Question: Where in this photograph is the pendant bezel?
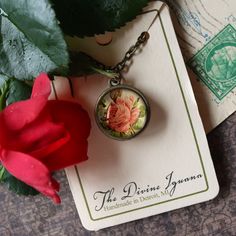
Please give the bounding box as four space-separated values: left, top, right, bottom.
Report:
95 84 150 141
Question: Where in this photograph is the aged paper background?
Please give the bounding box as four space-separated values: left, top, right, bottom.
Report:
164 0 236 132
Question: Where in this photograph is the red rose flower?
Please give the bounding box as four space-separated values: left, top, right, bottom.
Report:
0 73 91 203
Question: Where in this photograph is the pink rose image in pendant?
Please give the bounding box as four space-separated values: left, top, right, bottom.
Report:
106 96 140 132
95 85 149 140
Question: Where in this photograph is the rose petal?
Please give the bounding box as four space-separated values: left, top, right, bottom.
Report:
42 100 91 171
31 73 51 99
130 108 140 125
1 108 69 154
0 97 48 131
0 149 60 203
15 118 68 153
43 139 88 171
0 73 52 132
30 131 70 158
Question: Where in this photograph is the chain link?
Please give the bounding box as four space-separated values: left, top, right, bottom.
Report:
87 31 149 77
111 31 149 73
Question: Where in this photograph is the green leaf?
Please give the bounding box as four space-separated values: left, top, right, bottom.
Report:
0 76 10 111
0 165 39 196
139 105 146 118
0 165 6 181
69 52 101 76
0 0 69 81
69 52 119 78
7 79 32 105
51 0 149 37
133 119 143 130
0 74 9 88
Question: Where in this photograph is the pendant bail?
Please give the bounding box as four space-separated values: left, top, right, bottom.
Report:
110 74 122 87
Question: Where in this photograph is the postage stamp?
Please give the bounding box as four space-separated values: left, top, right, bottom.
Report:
188 24 236 100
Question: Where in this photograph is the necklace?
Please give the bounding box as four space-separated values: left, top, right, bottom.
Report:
93 8 162 141
95 31 151 141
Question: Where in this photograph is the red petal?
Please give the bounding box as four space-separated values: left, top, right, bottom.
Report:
43 100 91 171
48 100 91 139
0 73 52 132
31 73 51 99
43 139 89 171
16 118 68 153
30 131 70 158
0 149 61 204
0 97 47 131
0 107 69 154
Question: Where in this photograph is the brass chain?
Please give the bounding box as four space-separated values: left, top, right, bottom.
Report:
110 31 149 73
92 31 149 75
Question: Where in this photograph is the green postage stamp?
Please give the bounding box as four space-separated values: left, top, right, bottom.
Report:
188 24 236 100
